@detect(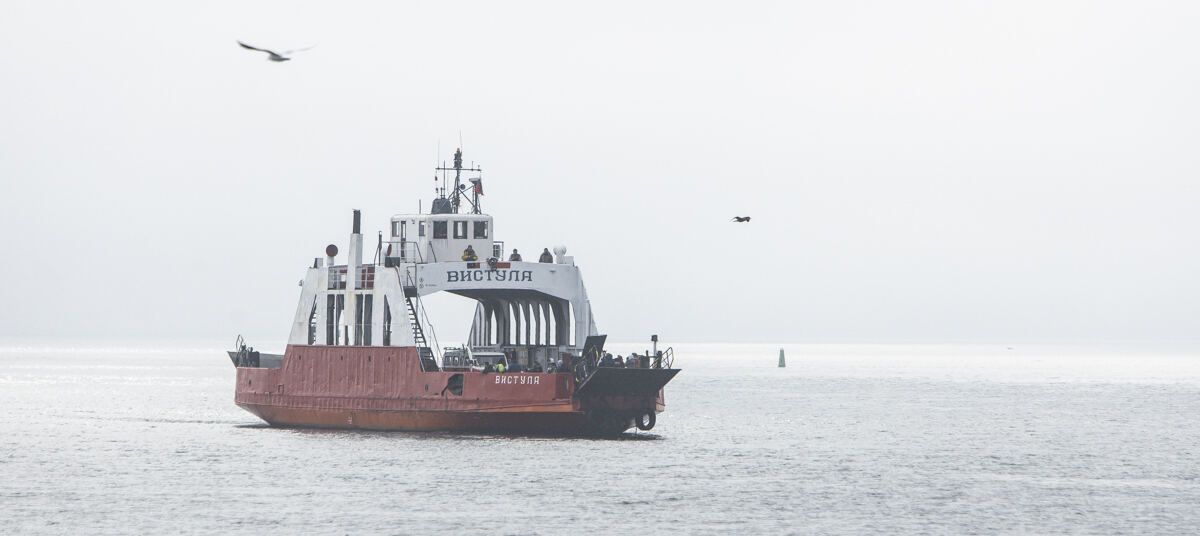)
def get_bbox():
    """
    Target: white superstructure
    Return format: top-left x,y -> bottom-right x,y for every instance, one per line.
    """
285,149 -> 598,371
